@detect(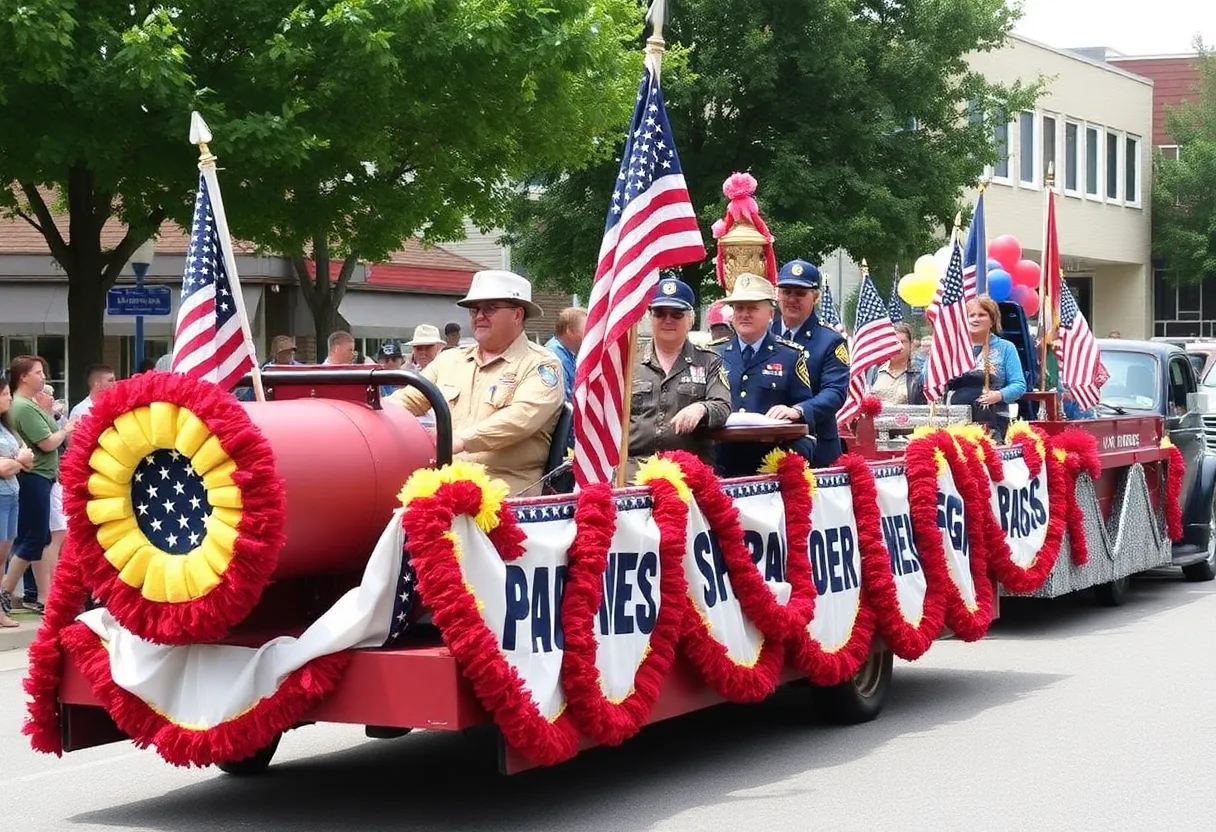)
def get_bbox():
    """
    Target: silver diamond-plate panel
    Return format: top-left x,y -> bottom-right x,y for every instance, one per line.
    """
1001,463 -> 1168,599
